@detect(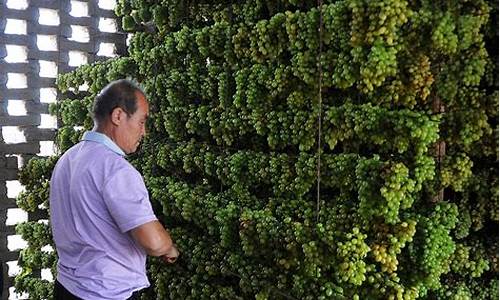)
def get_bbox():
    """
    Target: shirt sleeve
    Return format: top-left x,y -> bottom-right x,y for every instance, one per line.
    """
102,166 -> 157,233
